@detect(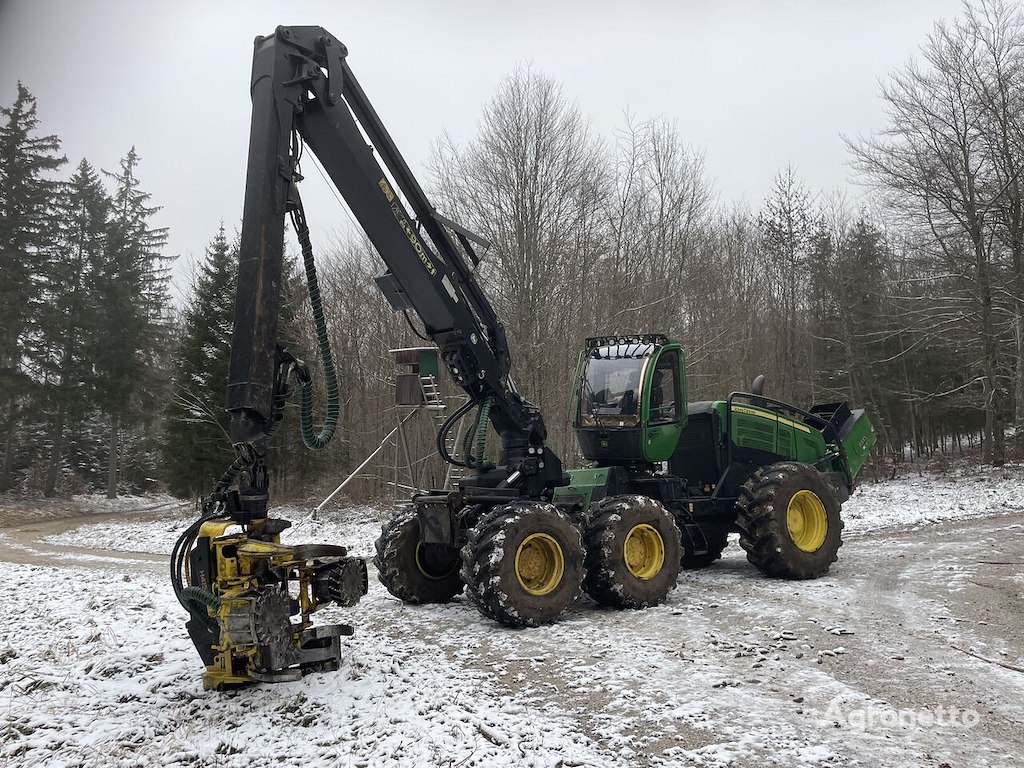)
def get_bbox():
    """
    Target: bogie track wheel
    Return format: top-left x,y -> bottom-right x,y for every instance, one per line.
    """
736,462 -> 843,579
374,506 -> 463,603
460,502 -> 584,627
583,495 -> 683,608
